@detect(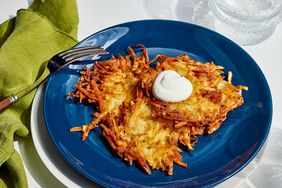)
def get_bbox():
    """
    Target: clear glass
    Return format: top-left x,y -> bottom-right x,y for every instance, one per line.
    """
143,0 -> 282,45
207,0 -> 282,45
